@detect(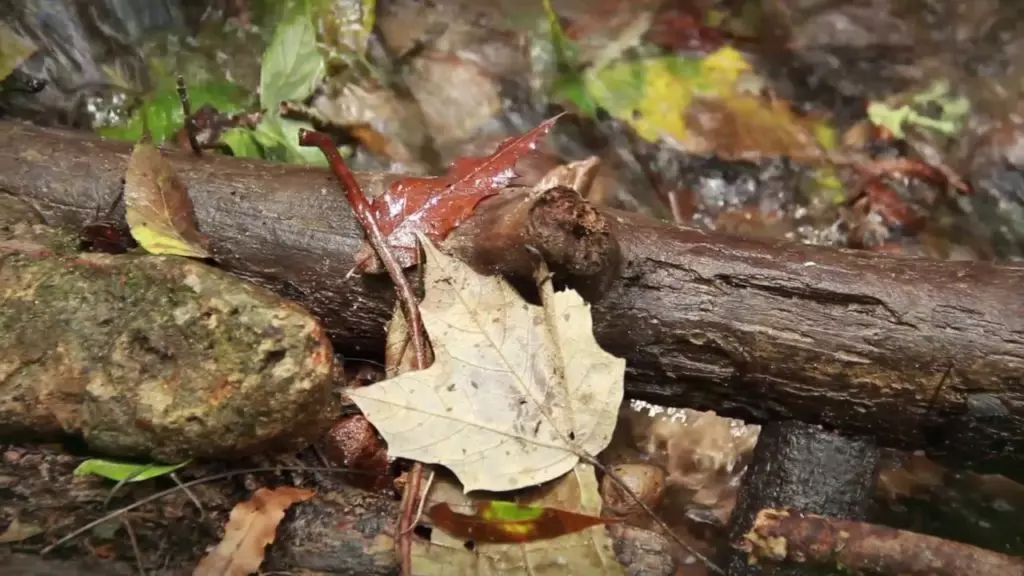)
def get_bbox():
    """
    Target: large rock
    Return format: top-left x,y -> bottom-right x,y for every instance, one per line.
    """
0,219 -> 339,461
